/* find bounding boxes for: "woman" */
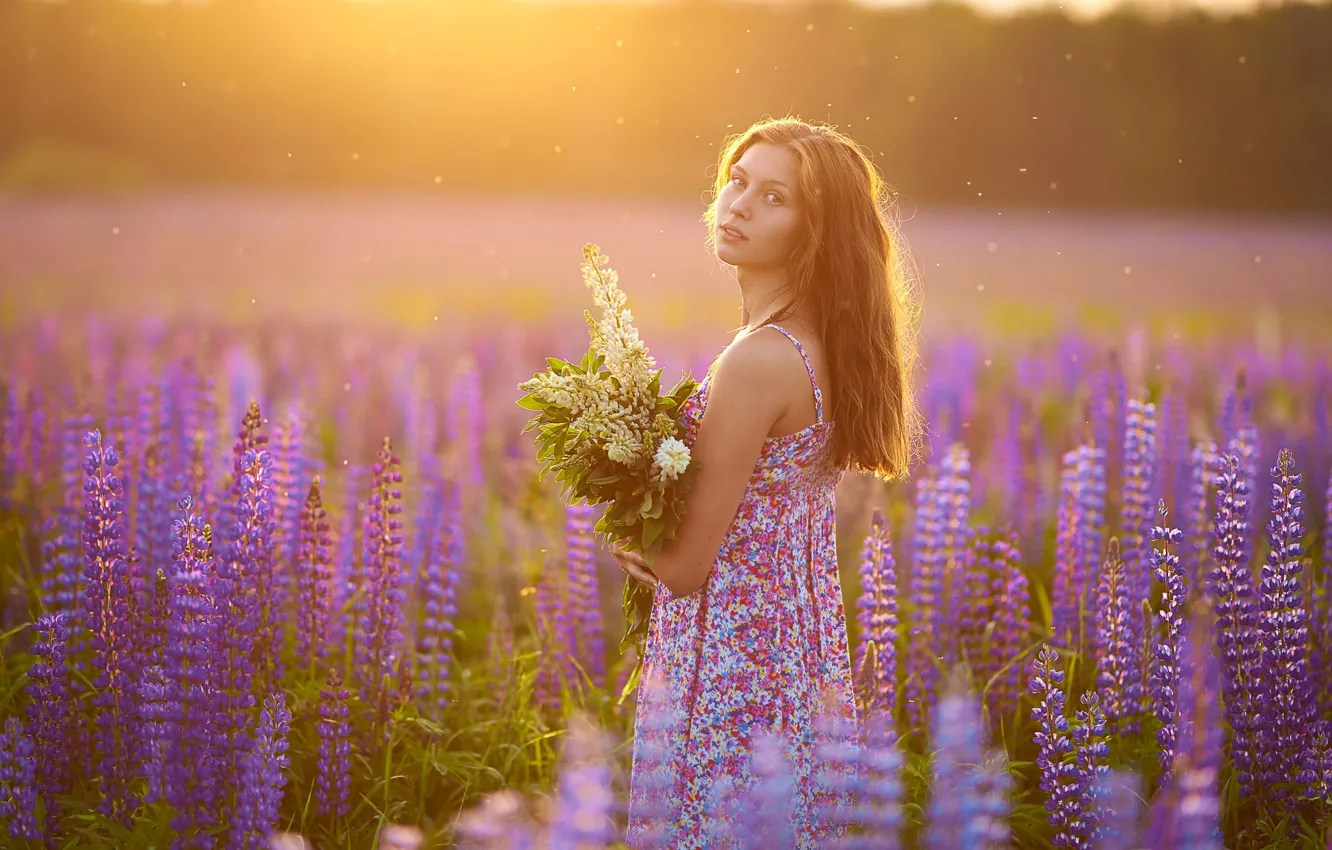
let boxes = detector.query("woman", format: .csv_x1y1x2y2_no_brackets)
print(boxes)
612,116,925,847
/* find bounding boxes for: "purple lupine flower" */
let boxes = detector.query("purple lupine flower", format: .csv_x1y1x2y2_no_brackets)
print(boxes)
1206,452,1261,799
534,549,573,712
623,667,686,850
1182,442,1218,604
855,508,898,718
548,714,616,849
1093,770,1141,850
1030,644,1080,847
1217,369,1252,468
1160,390,1191,546
357,436,406,736
245,446,284,693
1321,464,1332,713
1119,398,1158,731
455,791,539,848
332,461,369,654
1052,453,1082,649
24,612,71,835
134,569,172,805
1071,690,1110,844
1074,445,1108,658
1095,538,1134,733
1255,448,1313,803
936,445,973,670
956,527,992,673
417,480,462,716
989,529,1030,721
80,429,138,824
1228,423,1261,575
270,407,308,579
132,381,176,583
811,707,902,847
295,477,334,672
218,400,269,552
1150,502,1187,776
38,507,83,640
315,668,352,819
233,691,292,850
1145,604,1224,849
212,449,272,813
446,354,486,511
1300,721,1332,831
906,474,944,730
166,496,223,844
736,733,797,849
565,500,605,687
928,682,988,850
0,717,39,841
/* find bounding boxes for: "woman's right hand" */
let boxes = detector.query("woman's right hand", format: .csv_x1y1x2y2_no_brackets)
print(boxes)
612,540,659,590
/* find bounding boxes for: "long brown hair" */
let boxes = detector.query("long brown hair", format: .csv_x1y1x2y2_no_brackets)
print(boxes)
702,116,925,482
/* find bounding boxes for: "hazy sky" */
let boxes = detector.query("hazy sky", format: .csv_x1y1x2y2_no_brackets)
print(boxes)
621,0,1326,22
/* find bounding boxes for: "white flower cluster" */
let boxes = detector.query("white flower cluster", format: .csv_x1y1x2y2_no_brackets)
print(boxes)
653,437,691,480
519,244,684,471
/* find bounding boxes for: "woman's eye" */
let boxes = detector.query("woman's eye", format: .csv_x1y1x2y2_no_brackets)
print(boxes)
766,192,783,205
730,175,744,187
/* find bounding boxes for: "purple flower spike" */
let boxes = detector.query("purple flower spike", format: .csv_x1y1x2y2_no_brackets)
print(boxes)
1095,538,1134,733
1075,446,1108,655
1093,770,1141,850
549,714,617,849
1206,452,1260,799
25,612,72,835
1145,605,1224,850
1052,453,1081,649
0,717,39,841
357,436,406,739
990,530,1031,720
1150,501,1187,776
855,508,898,719
1182,442,1218,598
166,496,223,844
737,734,797,849
1119,398,1158,730
1030,645,1079,847
1072,690,1110,843
417,481,462,716
295,477,334,668
233,691,292,850
80,428,138,824
316,668,353,819
1255,448,1313,804
906,474,943,730
565,500,604,688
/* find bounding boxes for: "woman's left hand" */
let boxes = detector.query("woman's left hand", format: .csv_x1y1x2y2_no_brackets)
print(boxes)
612,540,659,590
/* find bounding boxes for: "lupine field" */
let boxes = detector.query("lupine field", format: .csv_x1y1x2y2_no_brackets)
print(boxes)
0,307,1329,850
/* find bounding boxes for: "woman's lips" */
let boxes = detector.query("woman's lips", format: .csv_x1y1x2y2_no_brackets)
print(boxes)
720,225,747,241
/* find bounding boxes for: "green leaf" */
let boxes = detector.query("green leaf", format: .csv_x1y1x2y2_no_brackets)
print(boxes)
617,654,643,705
515,393,550,411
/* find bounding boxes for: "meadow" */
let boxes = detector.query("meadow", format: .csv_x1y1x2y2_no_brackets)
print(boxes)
0,192,1330,848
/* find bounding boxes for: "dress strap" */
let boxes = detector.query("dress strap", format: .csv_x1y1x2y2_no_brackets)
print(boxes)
763,324,825,424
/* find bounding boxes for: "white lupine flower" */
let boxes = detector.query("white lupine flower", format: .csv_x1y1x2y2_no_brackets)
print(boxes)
653,438,691,480
518,243,687,471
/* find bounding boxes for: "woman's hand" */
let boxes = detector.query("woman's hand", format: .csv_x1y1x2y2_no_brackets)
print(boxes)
612,540,659,590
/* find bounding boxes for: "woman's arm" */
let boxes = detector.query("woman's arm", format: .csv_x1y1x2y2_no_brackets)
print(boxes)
629,330,792,598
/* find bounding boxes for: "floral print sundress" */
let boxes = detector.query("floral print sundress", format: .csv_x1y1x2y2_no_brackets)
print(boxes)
625,323,857,849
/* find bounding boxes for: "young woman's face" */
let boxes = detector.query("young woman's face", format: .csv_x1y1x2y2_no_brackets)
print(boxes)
713,141,803,269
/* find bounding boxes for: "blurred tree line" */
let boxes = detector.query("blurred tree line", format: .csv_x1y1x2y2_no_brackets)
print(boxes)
0,0,1328,213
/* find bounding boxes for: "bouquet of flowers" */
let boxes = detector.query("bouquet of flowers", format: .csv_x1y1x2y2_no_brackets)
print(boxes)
516,243,701,700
